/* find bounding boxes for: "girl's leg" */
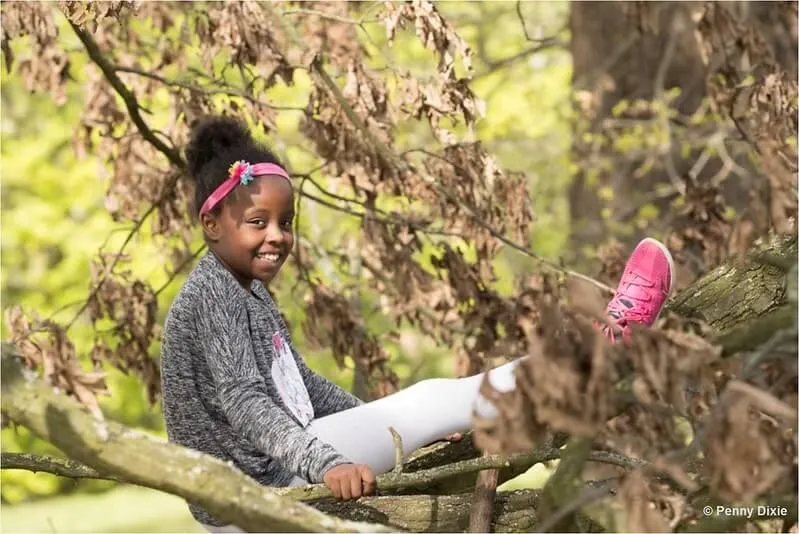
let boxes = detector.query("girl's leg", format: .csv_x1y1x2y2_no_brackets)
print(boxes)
289,358,523,484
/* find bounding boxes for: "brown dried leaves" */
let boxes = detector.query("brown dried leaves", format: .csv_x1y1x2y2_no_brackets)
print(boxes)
87,256,162,404
696,2,798,235
301,61,395,192
703,394,796,502
1,2,69,104
197,2,294,86
58,1,135,33
667,178,733,286
384,1,484,142
294,1,360,67
5,305,108,418
422,143,534,259
384,0,473,80
302,284,398,399
474,276,722,457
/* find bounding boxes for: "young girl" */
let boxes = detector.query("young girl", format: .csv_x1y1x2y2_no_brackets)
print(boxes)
160,116,674,532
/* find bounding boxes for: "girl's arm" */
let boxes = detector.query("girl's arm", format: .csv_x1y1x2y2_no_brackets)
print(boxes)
196,298,350,482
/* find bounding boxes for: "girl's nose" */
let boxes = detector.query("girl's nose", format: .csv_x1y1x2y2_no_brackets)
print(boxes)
265,222,286,243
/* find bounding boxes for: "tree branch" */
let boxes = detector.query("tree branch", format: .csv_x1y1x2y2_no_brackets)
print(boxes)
1,452,123,482
468,467,500,533
0,431,646,505
113,65,307,112
68,22,184,169
0,346,392,533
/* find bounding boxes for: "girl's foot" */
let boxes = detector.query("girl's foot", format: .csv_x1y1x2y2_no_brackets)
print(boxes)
597,238,675,343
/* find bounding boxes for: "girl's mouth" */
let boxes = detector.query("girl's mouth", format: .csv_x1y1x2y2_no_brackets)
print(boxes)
255,252,282,266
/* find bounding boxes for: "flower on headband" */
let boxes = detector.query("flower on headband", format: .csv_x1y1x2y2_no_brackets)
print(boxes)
228,160,254,185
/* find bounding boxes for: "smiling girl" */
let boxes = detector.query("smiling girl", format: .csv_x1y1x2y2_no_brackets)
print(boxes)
160,116,674,532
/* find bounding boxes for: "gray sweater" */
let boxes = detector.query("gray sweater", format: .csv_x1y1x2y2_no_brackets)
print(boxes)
160,251,362,526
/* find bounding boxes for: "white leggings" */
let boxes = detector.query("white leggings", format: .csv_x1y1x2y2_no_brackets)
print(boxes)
202,358,522,532
290,358,522,483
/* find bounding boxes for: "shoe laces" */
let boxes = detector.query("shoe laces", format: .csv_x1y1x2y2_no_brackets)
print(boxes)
606,272,655,326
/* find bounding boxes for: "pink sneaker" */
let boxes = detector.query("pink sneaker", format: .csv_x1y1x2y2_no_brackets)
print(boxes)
597,238,675,343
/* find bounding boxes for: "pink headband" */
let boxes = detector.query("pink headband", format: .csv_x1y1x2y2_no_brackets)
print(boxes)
199,161,291,215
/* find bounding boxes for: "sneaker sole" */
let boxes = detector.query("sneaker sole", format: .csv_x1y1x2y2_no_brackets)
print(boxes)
638,237,675,323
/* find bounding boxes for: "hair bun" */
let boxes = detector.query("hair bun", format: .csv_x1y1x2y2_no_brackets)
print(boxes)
185,115,254,177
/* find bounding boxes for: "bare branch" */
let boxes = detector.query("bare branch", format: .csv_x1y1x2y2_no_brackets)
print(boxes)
389,426,405,474
68,21,184,169
468,466,500,533
113,65,307,112
1,452,123,482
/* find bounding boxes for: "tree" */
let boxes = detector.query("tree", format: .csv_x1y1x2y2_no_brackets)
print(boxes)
568,1,797,276
1,1,796,532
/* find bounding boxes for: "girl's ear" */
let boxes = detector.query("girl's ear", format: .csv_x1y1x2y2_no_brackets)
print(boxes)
200,212,222,241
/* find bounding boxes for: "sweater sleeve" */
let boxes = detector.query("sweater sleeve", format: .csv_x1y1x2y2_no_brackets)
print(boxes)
292,346,363,417
196,297,351,482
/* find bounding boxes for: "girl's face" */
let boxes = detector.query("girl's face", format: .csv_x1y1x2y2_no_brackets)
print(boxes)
202,176,295,287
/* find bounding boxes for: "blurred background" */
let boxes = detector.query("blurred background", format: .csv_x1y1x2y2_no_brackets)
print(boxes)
1,1,795,532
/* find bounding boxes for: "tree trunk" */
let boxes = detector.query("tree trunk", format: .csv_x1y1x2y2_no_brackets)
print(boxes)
567,1,797,268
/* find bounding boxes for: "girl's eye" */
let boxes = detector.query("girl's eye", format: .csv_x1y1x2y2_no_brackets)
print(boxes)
280,219,293,230
250,219,266,228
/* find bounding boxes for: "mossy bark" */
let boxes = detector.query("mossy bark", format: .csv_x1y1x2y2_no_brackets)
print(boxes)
313,490,604,533
668,234,797,352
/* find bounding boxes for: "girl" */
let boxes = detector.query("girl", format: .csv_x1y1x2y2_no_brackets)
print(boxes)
160,116,674,532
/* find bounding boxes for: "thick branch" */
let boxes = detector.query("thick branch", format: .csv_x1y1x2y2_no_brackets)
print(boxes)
313,490,605,533
668,234,797,352
0,434,643,504
0,347,391,533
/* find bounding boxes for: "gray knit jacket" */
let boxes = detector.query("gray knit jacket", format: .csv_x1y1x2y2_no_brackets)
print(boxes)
160,251,362,526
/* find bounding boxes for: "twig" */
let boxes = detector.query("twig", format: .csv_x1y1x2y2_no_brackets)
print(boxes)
69,22,184,169
726,380,798,421
114,65,306,112
279,8,379,26
64,199,162,331
1,452,123,482
534,478,618,534
153,244,208,297
515,0,534,42
388,427,404,474
300,189,465,239
473,40,565,81
468,465,500,533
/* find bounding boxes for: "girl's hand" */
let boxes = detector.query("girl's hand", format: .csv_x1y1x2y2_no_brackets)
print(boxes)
445,432,463,442
323,463,376,500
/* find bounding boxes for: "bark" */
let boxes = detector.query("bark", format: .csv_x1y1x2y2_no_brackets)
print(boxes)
313,490,605,533
668,234,797,352
468,468,500,532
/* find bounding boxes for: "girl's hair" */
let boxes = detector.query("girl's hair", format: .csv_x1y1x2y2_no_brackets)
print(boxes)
185,115,284,215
